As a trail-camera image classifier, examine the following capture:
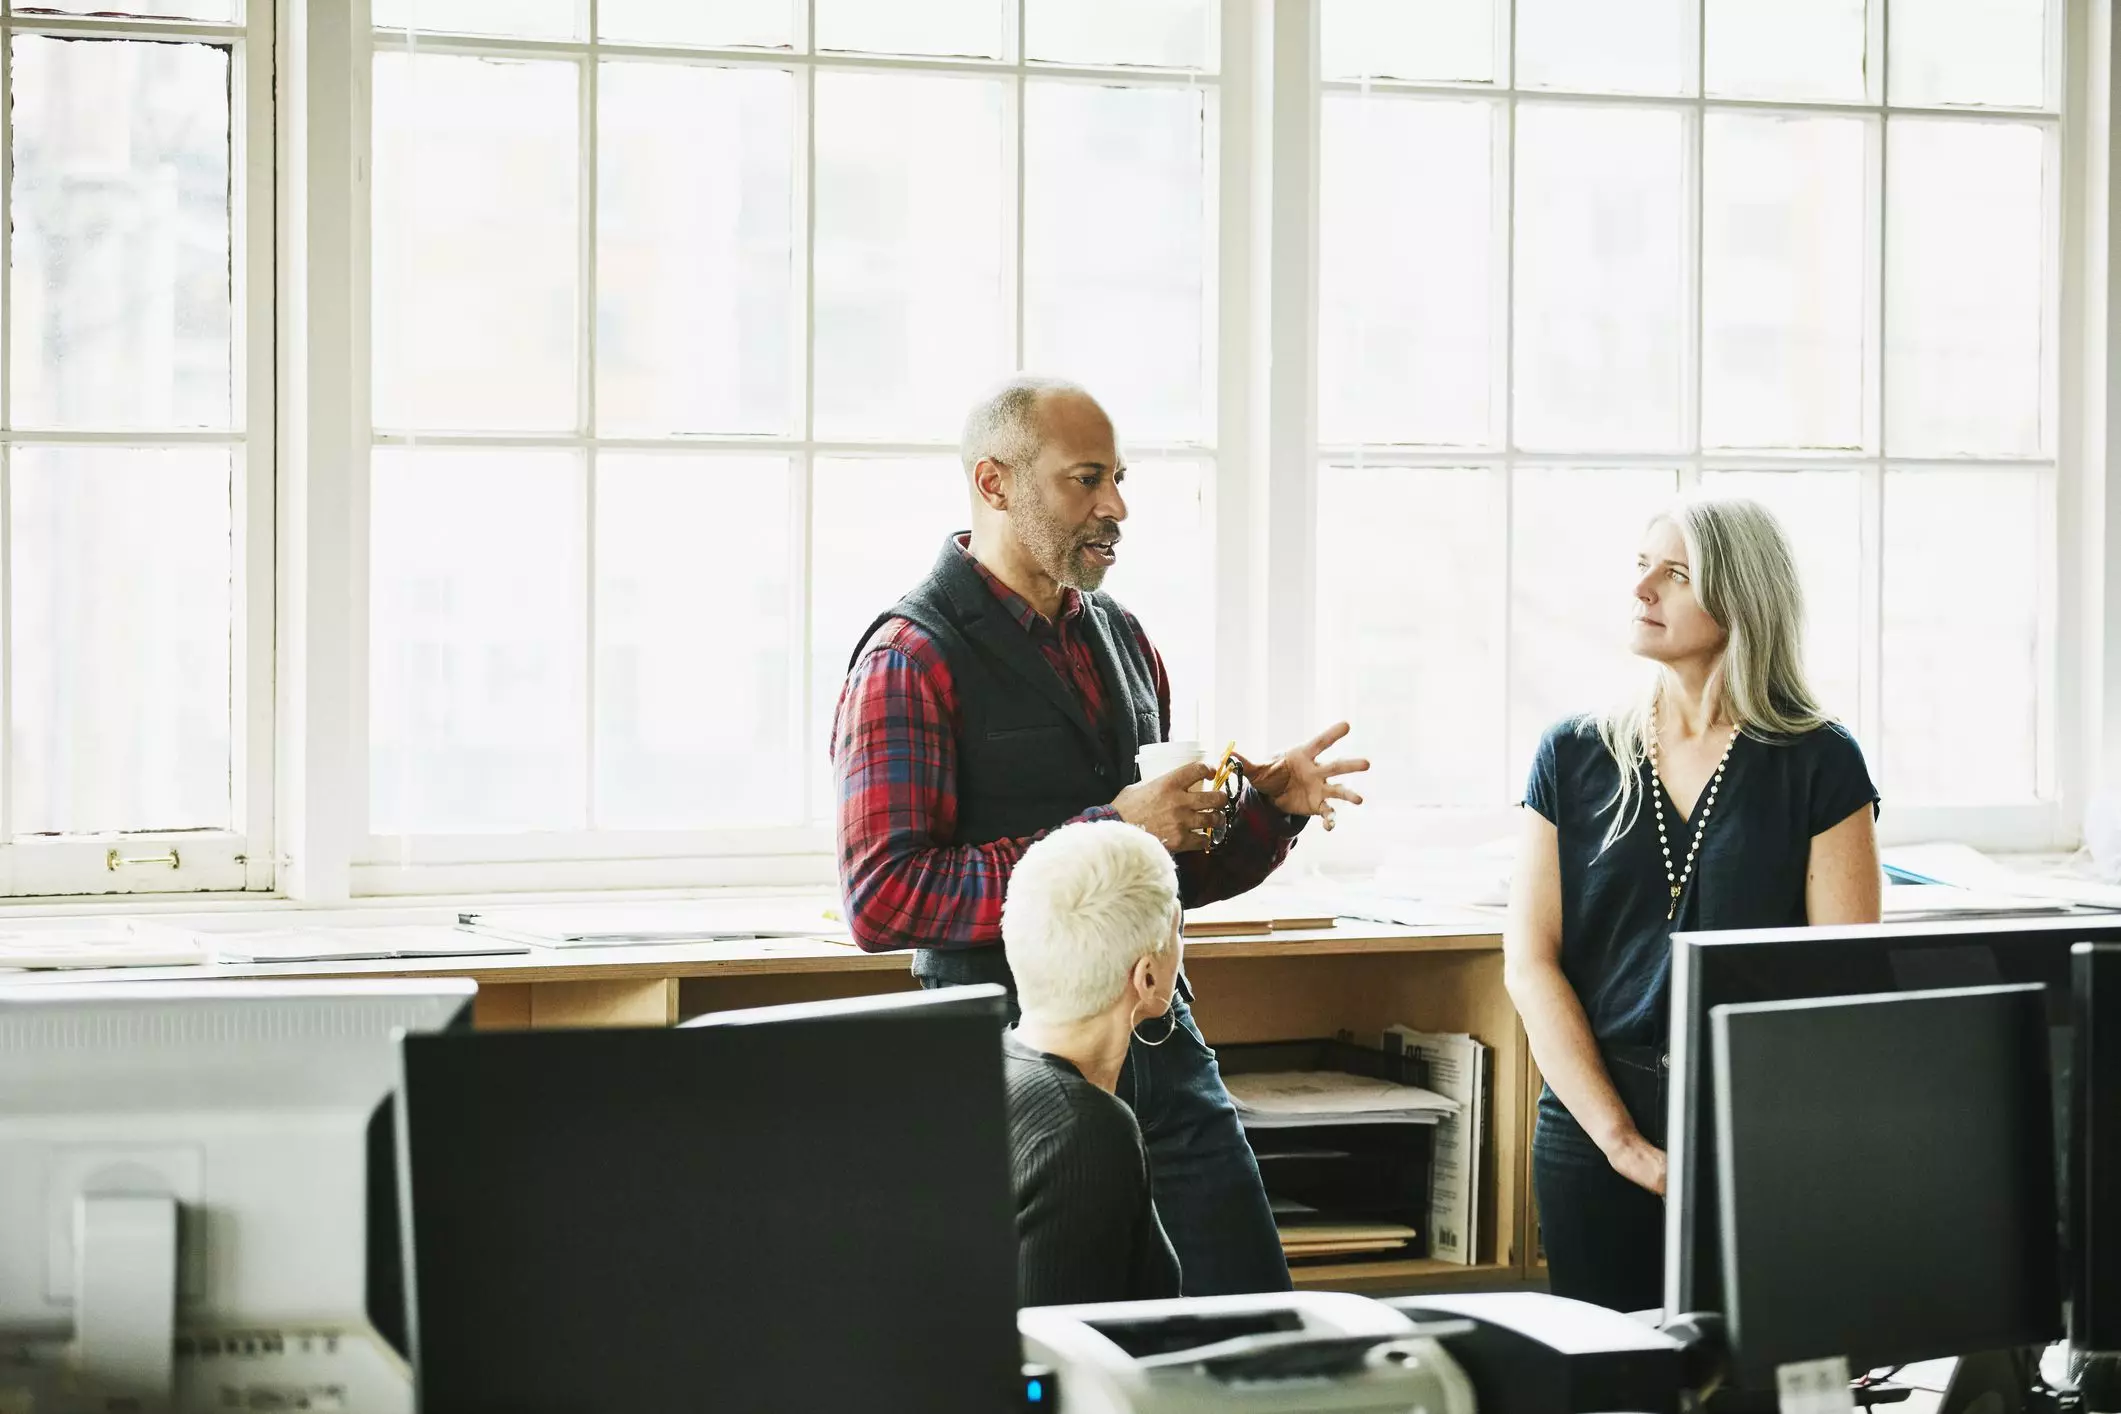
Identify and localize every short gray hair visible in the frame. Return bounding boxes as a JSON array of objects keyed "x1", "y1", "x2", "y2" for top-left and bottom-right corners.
[
  {"x1": 960, "y1": 374, "x2": 1086, "y2": 478},
  {"x1": 1002, "y1": 820, "x2": 1179, "y2": 1026}
]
